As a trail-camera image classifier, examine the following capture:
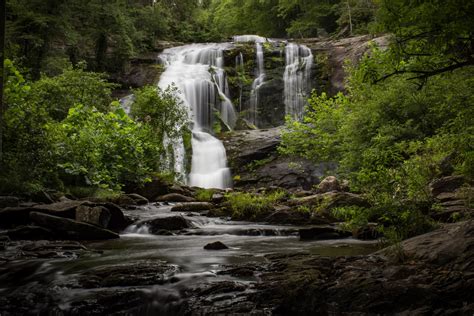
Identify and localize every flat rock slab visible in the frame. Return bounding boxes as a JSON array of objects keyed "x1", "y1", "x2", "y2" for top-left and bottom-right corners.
[
  {"x1": 28, "y1": 200, "x2": 89, "y2": 220},
  {"x1": 30, "y1": 212, "x2": 119, "y2": 240},
  {"x1": 171, "y1": 202, "x2": 214, "y2": 212}
]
